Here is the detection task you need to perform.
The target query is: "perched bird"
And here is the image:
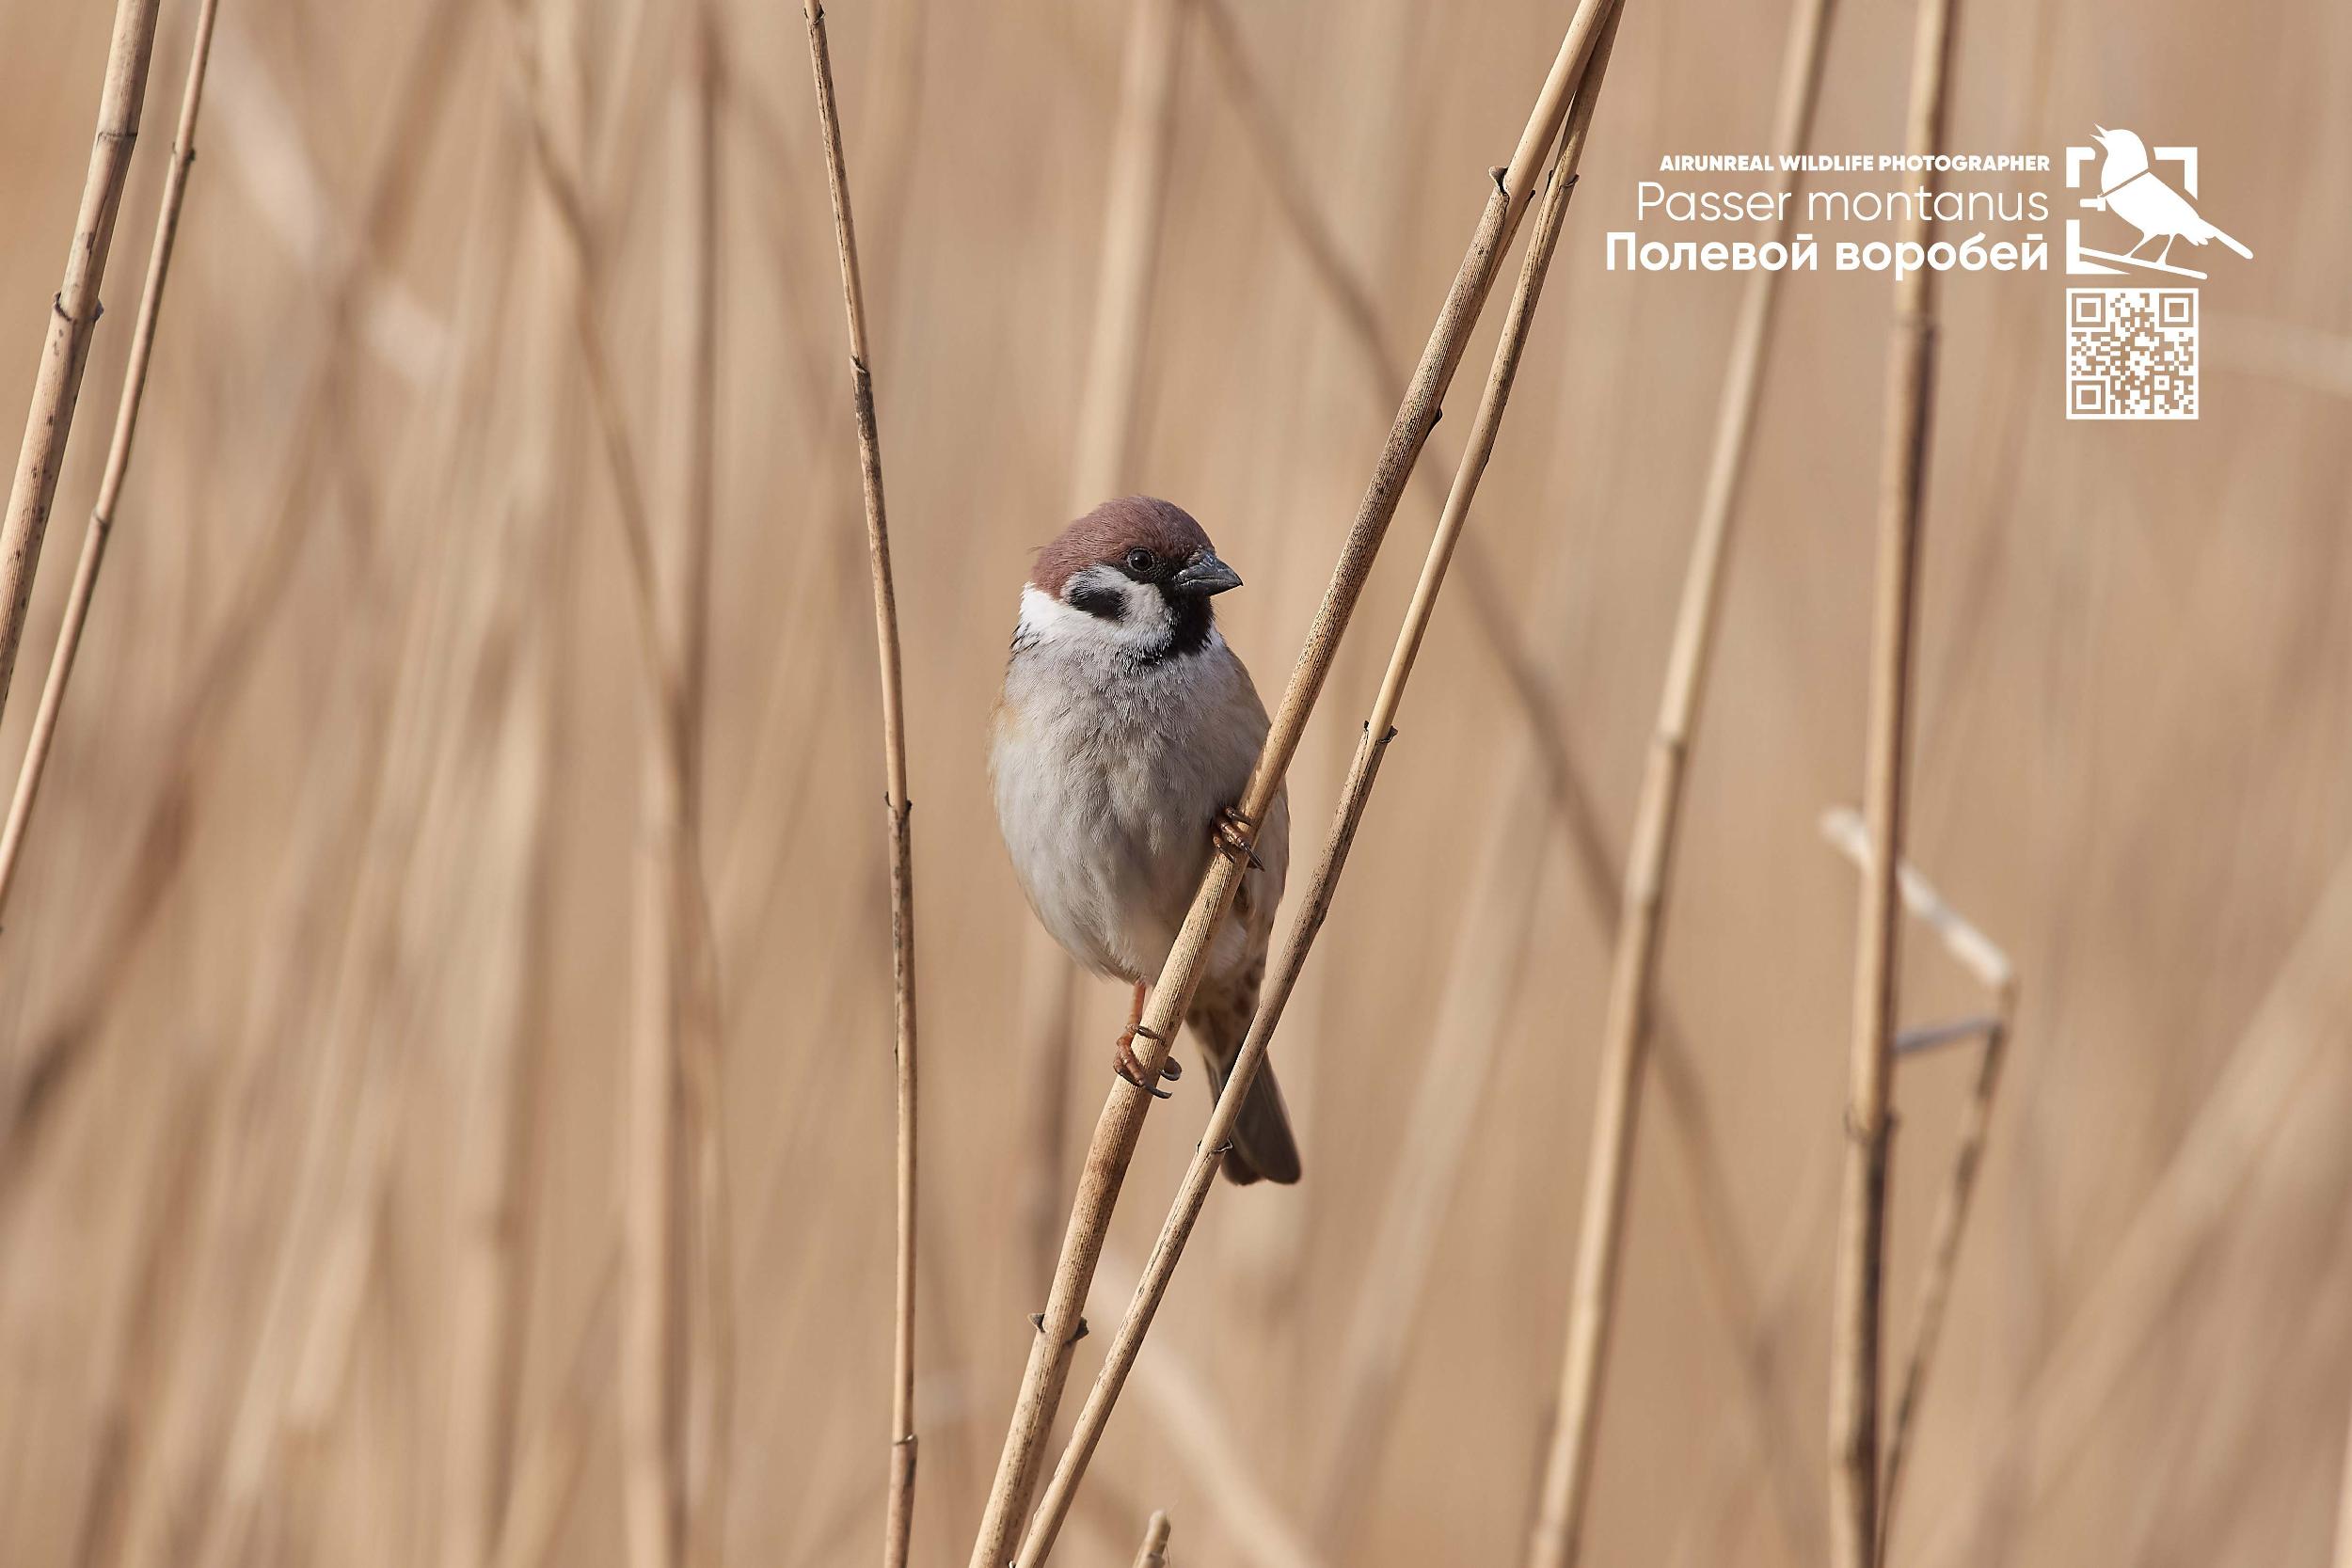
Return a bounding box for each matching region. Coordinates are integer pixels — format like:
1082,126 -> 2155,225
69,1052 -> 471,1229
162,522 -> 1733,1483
991,496 -> 1300,1185
2087,126 -> 2251,268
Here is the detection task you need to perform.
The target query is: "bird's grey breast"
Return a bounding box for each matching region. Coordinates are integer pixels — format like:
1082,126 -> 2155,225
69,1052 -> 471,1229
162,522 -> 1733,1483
993,635 -> 1263,979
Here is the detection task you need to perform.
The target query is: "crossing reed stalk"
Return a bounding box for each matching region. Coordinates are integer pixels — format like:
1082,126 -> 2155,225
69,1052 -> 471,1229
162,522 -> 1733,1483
0,0 -> 223,924
1009,12 -> 1624,1562
0,0 -> 162,742
962,8 -> 1621,1561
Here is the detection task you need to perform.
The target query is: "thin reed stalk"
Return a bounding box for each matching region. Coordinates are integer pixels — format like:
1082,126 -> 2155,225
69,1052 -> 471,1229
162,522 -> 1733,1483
0,0 -> 223,923
963,8 -> 1618,1559
803,7 -> 922,1564
1519,3 -> 1835,1562
1131,1513 -> 1171,1568
0,0 -> 162,737
1828,0 -> 1962,1556
1012,19 -> 1624,1562
1014,0 -> 1191,1298
1818,806 -> 2018,1555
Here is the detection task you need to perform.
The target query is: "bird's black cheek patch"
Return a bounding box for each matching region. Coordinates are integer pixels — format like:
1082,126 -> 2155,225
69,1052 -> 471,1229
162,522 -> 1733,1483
1069,580 -> 1126,621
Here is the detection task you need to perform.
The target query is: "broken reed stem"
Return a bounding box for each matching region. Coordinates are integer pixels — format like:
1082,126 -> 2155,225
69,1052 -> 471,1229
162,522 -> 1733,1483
1130,1513 -> 1171,1568
1519,1 -> 1834,1561
1011,18 -> 1623,1565
1880,1005 -> 2008,1546
0,0 -> 221,925
963,7 -> 1618,1560
0,0 -> 161,744
1015,0 -> 1190,1295
803,7 -> 922,1565
1827,0 -> 1960,1558
1817,807 -> 2015,1559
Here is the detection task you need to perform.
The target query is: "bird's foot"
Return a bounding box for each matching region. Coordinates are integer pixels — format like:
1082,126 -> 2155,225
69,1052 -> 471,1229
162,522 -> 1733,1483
1114,1023 -> 1182,1099
1211,805 -> 1263,870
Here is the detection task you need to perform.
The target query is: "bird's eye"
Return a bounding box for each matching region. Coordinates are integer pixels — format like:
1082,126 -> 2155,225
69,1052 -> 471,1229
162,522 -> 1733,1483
1124,548 -> 1158,576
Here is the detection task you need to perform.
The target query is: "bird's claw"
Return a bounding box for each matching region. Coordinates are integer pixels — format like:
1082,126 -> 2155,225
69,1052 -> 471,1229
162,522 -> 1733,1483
1212,806 -> 1263,870
1114,1023 -> 1180,1099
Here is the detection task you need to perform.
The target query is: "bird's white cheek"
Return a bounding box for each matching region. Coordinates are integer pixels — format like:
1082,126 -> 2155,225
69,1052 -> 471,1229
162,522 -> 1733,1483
1015,574 -> 1173,657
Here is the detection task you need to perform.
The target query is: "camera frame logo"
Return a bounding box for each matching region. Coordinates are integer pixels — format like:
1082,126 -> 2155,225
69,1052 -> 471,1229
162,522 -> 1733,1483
2060,128 -> 2250,421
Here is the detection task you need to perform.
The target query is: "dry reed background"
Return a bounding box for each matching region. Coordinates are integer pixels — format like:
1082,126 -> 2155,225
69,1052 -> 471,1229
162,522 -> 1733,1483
0,0 -> 2348,1565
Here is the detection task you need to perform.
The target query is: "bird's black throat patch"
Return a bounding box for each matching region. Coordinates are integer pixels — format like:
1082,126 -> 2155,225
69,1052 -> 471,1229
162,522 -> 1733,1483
1126,590 -> 1215,668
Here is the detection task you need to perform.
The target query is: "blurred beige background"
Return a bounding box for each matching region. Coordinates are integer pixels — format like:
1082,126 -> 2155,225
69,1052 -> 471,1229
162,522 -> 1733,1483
0,0 -> 2347,1565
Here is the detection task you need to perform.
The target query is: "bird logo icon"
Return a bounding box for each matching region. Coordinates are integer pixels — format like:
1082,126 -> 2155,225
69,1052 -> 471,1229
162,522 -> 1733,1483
2069,126 -> 2251,279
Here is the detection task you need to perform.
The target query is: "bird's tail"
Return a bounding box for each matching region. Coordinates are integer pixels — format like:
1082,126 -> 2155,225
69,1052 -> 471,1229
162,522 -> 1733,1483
2210,226 -> 2252,259
1186,977 -> 1301,1185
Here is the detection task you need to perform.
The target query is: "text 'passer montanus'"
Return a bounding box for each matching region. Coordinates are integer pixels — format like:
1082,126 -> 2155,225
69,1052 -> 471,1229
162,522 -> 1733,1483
991,497 -> 1301,1185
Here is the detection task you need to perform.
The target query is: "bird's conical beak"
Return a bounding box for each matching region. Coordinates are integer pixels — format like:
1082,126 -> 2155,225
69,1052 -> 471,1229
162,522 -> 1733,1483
1169,550 -> 1243,596
2092,125 -> 2109,145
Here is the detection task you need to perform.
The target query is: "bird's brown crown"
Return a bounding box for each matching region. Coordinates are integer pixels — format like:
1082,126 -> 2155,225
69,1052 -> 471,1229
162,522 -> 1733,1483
1030,496 -> 1215,596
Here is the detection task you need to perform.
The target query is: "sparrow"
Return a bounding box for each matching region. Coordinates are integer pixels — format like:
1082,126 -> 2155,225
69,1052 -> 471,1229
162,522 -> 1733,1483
2086,126 -> 2251,268
990,496 -> 1301,1185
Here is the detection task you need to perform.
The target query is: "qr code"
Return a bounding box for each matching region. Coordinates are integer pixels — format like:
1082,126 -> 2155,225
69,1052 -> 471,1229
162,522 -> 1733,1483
2066,288 -> 2197,420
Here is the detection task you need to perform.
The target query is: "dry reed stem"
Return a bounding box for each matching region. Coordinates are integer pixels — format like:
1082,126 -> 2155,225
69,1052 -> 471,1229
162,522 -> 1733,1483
1908,846 -> 2352,1568
1014,0 -> 1190,1299
1013,21 -> 1623,1561
1827,0 -> 1959,1557
1518,2 -> 1835,1561
964,8 -> 1616,1560
1817,806 -> 2017,1554
803,6 -> 923,1563
1192,14 -> 1815,1552
0,0 -> 223,924
1131,1513 -> 1171,1568
0,0 -> 162,740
